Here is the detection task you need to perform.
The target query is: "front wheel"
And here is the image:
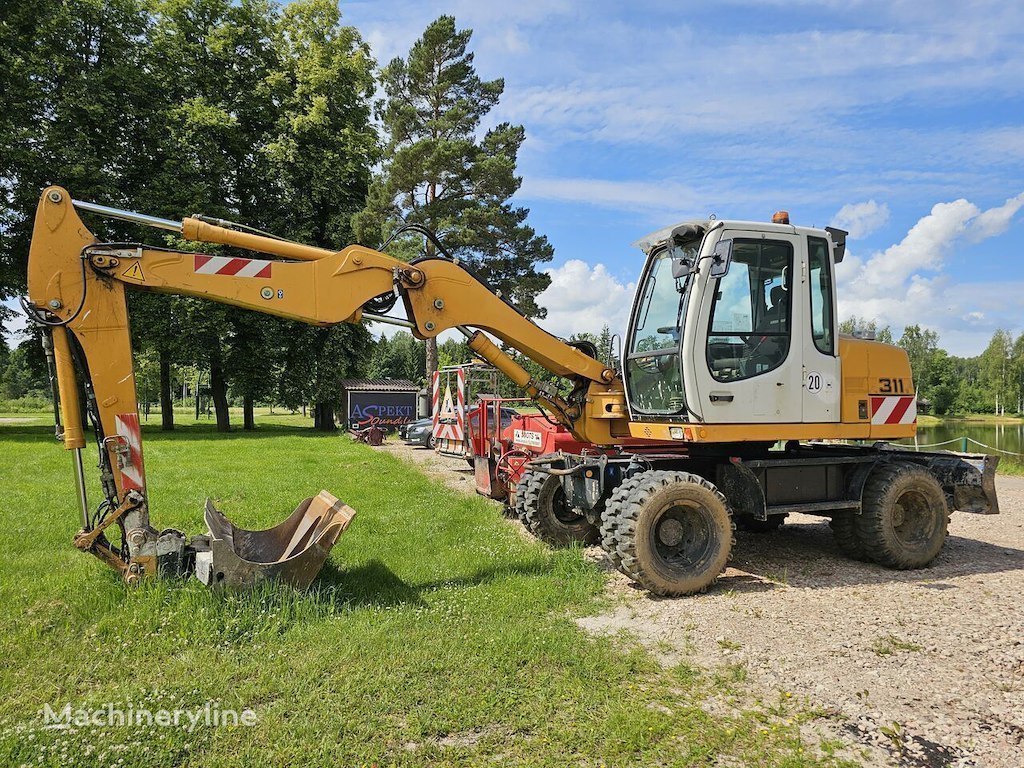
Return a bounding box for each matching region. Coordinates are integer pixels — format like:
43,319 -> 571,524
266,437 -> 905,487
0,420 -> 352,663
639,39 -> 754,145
603,471 -> 733,596
517,469 -> 598,546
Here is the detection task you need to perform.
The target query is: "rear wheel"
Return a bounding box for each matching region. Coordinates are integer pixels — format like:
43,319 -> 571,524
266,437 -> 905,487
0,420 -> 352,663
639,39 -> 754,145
856,463 -> 949,569
517,469 -> 599,546
604,471 -> 733,596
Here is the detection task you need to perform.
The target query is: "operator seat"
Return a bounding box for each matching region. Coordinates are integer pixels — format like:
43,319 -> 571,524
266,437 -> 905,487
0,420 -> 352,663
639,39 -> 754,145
764,285 -> 786,330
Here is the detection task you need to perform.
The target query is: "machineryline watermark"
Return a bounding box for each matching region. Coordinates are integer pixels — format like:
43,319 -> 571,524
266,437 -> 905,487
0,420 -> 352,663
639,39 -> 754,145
40,702 -> 257,732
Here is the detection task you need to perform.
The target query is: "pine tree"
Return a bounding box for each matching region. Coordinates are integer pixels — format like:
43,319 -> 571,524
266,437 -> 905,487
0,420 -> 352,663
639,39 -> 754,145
354,15 -> 554,380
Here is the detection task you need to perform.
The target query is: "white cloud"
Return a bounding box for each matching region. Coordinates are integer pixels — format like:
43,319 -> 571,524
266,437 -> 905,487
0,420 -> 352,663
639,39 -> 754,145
836,193 -> 1024,354
536,260 -> 635,339
966,192 -> 1024,242
518,176 -> 702,217
831,200 -> 890,239
2,299 -> 28,341
845,199 -> 977,294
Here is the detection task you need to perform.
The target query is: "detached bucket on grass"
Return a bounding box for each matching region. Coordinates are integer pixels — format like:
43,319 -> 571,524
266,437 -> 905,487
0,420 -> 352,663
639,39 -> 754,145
193,491 -> 356,589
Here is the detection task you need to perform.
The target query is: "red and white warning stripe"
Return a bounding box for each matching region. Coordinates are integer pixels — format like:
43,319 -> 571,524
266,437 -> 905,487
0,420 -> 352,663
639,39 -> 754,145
194,254 -> 272,278
456,368 -> 465,439
114,413 -> 146,492
431,371 -> 440,434
870,395 -> 917,425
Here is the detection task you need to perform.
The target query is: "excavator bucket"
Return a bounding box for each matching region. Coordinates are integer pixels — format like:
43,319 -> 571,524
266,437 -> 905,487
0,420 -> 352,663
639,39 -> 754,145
193,491 -> 356,589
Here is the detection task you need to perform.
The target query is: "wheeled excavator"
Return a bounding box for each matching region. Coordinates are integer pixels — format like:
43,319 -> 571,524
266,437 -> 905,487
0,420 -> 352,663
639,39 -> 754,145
23,188 -> 999,595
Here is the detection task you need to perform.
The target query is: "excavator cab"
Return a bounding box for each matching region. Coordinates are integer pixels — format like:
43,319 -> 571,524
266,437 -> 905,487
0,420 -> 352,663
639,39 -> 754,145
624,216 -> 845,427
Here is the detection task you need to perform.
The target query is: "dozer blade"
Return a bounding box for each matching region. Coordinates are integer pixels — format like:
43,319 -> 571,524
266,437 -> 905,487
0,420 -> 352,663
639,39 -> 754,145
194,490 -> 356,589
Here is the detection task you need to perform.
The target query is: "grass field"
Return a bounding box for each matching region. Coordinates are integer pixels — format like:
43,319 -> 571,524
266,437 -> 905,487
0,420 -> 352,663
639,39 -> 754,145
0,414 -> 854,767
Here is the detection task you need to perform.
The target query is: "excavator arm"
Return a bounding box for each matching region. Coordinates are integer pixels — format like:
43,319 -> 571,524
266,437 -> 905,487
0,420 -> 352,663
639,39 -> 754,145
24,186 -> 628,587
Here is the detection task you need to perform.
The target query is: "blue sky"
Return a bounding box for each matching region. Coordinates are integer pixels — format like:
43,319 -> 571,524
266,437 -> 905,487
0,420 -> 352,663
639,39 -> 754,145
6,1 -> 1022,356
347,0 -> 1024,355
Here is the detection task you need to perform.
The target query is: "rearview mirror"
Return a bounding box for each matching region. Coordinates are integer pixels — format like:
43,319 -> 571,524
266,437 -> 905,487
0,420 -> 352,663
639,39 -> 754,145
669,238 -> 701,279
671,253 -> 693,279
710,238 -> 732,278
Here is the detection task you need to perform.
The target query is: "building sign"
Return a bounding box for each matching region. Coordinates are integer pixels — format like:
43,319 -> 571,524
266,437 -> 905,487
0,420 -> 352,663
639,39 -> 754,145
347,391 -> 417,432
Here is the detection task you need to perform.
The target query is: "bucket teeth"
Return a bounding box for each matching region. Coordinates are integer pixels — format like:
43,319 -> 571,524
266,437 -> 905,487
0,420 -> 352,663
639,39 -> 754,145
194,491 -> 356,589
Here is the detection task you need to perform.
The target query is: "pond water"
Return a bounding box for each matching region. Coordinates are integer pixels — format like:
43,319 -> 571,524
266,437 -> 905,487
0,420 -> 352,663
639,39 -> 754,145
899,420 -> 1024,461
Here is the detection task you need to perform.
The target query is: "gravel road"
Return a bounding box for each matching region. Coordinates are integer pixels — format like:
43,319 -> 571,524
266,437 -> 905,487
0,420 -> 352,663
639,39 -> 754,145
379,438 -> 1024,767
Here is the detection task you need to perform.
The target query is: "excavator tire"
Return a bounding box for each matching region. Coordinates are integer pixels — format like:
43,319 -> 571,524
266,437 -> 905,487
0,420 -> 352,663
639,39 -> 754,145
735,513 -> 786,533
829,512 -> 870,561
604,470 -> 733,596
855,462 -> 949,569
600,474 -> 644,574
517,468 -> 599,547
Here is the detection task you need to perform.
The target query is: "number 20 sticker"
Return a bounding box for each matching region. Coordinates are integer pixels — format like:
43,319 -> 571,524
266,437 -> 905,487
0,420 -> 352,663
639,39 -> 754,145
806,371 -> 823,392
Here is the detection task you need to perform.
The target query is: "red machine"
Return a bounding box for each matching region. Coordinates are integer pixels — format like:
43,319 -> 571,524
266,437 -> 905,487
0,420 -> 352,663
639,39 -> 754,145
467,396 -> 598,504
432,362 -> 611,505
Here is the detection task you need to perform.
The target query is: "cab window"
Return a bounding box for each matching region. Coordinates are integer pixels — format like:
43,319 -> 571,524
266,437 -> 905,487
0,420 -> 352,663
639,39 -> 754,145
706,239 -> 792,382
807,236 -> 834,355
625,248 -> 688,414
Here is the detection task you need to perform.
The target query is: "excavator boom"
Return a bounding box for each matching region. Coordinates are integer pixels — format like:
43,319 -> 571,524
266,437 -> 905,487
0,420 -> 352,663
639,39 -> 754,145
24,187 -> 624,587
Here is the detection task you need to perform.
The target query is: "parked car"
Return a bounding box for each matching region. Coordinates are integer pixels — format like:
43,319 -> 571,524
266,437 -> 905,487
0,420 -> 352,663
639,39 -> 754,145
401,417 -> 435,448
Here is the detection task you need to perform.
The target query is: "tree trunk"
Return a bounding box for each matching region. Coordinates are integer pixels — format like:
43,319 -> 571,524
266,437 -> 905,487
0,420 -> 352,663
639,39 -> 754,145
159,349 -> 174,431
210,361 -> 230,432
425,337 -> 438,381
243,394 -> 255,430
313,402 -> 336,431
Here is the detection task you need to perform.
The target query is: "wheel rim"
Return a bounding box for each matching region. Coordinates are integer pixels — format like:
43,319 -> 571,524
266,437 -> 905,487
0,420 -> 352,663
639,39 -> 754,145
651,501 -> 717,570
551,486 -> 584,525
890,489 -> 935,546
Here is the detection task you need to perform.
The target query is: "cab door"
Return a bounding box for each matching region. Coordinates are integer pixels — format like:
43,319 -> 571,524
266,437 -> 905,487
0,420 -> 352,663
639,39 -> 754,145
801,235 -> 841,422
689,232 -> 805,424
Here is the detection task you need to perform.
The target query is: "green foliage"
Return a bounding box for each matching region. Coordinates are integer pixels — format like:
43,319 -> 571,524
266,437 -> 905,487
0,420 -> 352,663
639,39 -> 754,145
0,0 -> 155,297
437,337 -> 473,370
0,0 -> 378,431
0,335 -> 48,400
276,323 -> 371,411
265,0 -> 377,247
367,332 -> 428,383
979,329 -> 1014,415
